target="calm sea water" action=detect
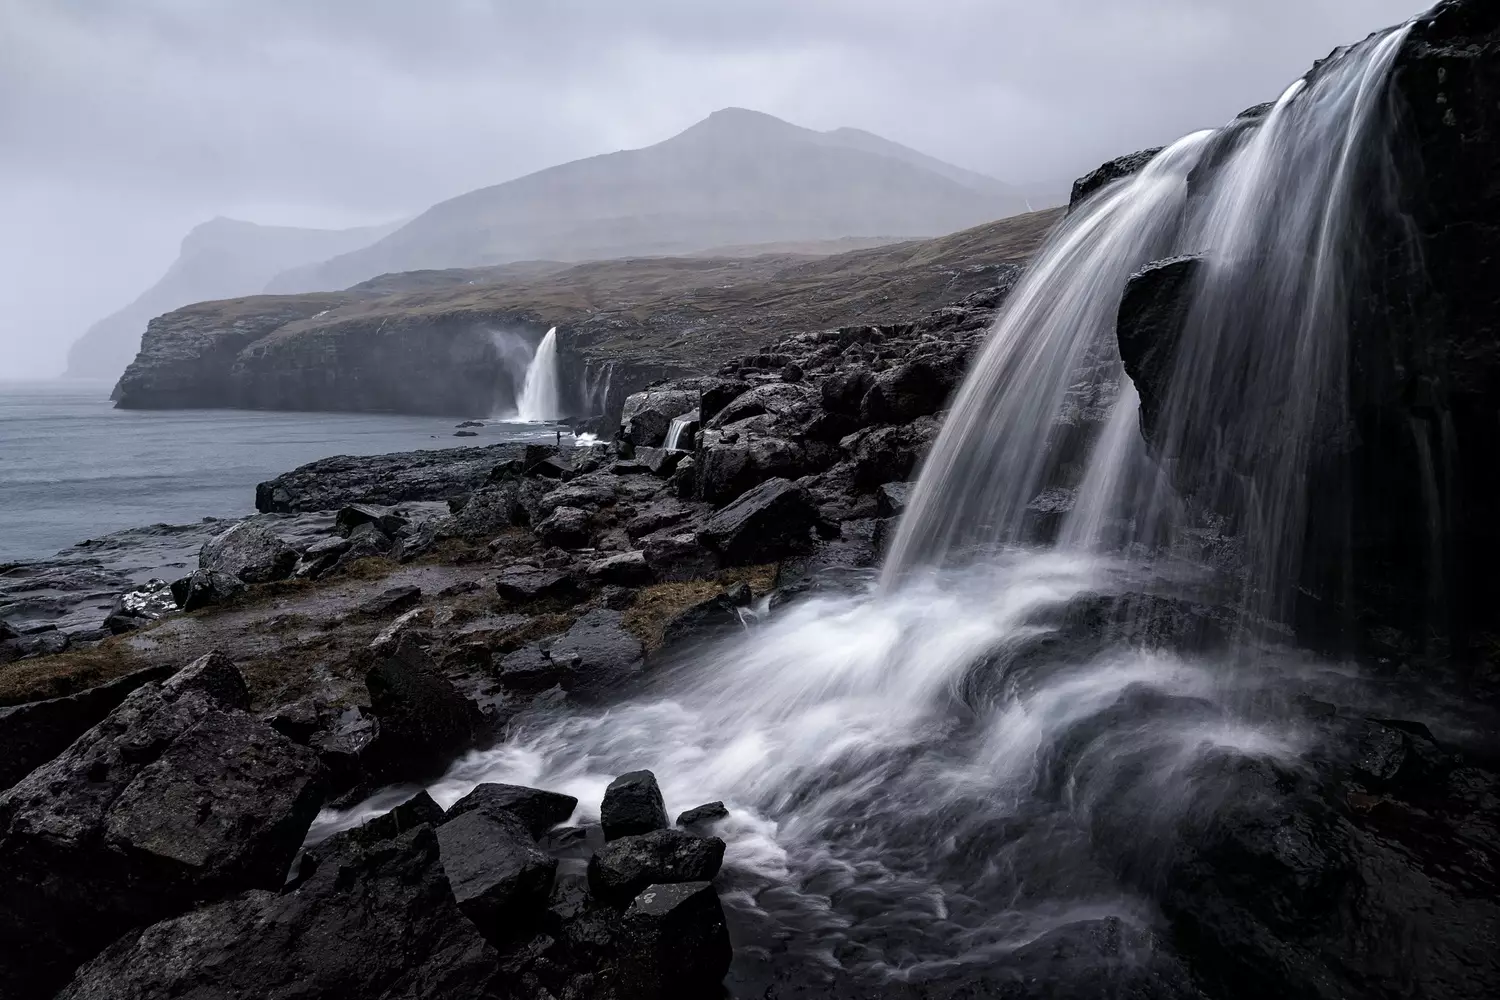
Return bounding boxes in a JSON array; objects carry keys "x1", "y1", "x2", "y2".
[{"x1": 0, "y1": 380, "x2": 560, "y2": 564}]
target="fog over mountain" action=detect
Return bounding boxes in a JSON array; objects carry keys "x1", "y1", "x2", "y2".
[
  {"x1": 64, "y1": 218, "x2": 396, "y2": 379},
  {"x1": 1, "y1": 0, "x2": 1422, "y2": 377},
  {"x1": 268, "y1": 108, "x2": 1030, "y2": 294}
]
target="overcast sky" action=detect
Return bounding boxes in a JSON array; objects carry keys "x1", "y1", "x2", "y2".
[{"x1": 1, "y1": 0, "x2": 1423, "y2": 378}]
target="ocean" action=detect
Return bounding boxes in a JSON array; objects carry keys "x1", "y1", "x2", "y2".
[{"x1": 0, "y1": 380, "x2": 561, "y2": 564}]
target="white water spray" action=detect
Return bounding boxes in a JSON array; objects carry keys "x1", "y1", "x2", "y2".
[{"x1": 516, "y1": 327, "x2": 560, "y2": 422}]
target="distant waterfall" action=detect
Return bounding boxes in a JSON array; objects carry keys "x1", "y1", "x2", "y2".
[{"x1": 516, "y1": 327, "x2": 560, "y2": 422}]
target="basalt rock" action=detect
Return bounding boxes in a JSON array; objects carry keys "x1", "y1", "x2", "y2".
[
  {"x1": 445, "y1": 782, "x2": 579, "y2": 838},
  {"x1": 0, "y1": 664, "x2": 176, "y2": 791},
  {"x1": 601, "y1": 770, "x2": 669, "y2": 842},
  {"x1": 546, "y1": 609, "x2": 646, "y2": 703},
  {"x1": 58, "y1": 825, "x2": 506, "y2": 1000},
  {"x1": 586, "y1": 828, "x2": 726, "y2": 902},
  {"x1": 360, "y1": 639, "x2": 483, "y2": 783},
  {"x1": 199, "y1": 519, "x2": 298, "y2": 584},
  {"x1": 0, "y1": 653, "x2": 327, "y2": 999},
  {"x1": 621, "y1": 390, "x2": 698, "y2": 447},
  {"x1": 435, "y1": 809, "x2": 557, "y2": 942},
  {"x1": 1070, "y1": 147, "x2": 1164, "y2": 211},
  {"x1": 700, "y1": 477, "x2": 819, "y2": 565},
  {"x1": 255, "y1": 443, "x2": 528, "y2": 514}
]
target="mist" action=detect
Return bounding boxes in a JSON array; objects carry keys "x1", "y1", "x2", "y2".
[{"x1": 1, "y1": 0, "x2": 1422, "y2": 378}]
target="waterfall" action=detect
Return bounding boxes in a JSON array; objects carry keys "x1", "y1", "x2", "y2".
[
  {"x1": 315, "y1": 25, "x2": 1419, "y2": 992},
  {"x1": 664, "y1": 412, "x2": 696, "y2": 452},
  {"x1": 883, "y1": 26, "x2": 1411, "y2": 627},
  {"x1": 515, "y1": 327, "x2": 560, "y2": 422}
]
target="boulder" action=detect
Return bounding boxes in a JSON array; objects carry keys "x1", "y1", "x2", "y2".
[
  {"x1": 444, "y1": 782, "x2": 578, "y2": 838},
  {"x1": 642, "y1": 532, "x2": 719, "y2": 583},
  {"x1": 600, "y1": 770, "x2": 669, "y2": 841},
  {"x1": 357, "y1": 585, "x2": 422, "y2": 618},
  {"x1": 586, "y1": 550, "x2": 654, "y2": 586},
  {"x1": 626, "y1": 498, "x2": 695, "y2": 540},
  {"x1": 1115, "y1": 254, "x2": 1202, "y2": 435},
  {"x1": 2, "y1": 629, "x2": 70, "y2": 660},
  {"x1": 335, "y1": 503, "x2": 408, "y2": 538},
  {"x1": 587, "y1": 829, "x2": 726, "y2": 902},
  {"x1": 698, "y1": 378, "x2": 751, "y2": 423},
  {"x1": 876, "y1": 480, "x2": 911, "y2": 519},
  {"x1": 360, "y1": 639, "x2": 482, "y2": 783},
  {"x1": 57, "y1": 826, "x2": 505, "y2": 1000},
  {"x1": 446, "y1": 483, "x2": 527, "y2": 539},
  {"x1": 667, "y1": 454, "x2": 697, "y2": 499},
  {"x1": 294, "y1": 535, "x2": 351, "y2": 578},
  {"x1": 700, "y1": 477, "x2": 819, "y2": 565},
  {"x1": 696, "y1": 434, "x2": 809, "y2": 506},
  {"x1": 0, "y1": 653, "x2": 327, "y2": 999},
  {"x1": 660, "y1": 587, "x2": 751, "y2": 649},
  {"x1": 199, "y1": 519, "x2": 298, "y2": 584},
  {"x1": 172, "y1": 568, "x2": 244, "y2": 611},
  {"x1": 0, "y1": 664, "x2": 175, "y2": 791},
  {"x1": 859, "y1": 359, "x2": 951, "y2": 424},
  {"x1": 619, "y1": 881, "x2": 733, "y2": 998},
  {"x1": 633, "y1": 446, "x2": 684, "y2": 477},
  {"x1": 844, "y1": 418, "x2": 940, "y2": 489},
  {"x1": 820, "y1": 368, "x2": 875, "y2": 415},
  {"x1": 546, "y1": 609, "x2": 645, "y2": 702},
  {"x1": 102, "y1": 579, "x2": 177, "y2": 635},
  {"x1": 621, "y1": 390, "x2": 698, "y2": 447},
  {"x1": 494, "y1": 566, "x2": 583, "y2": 603},
  {"x1": 434, "y1": 809, "x2": 557, "y2": 942},
  {"x1": 536, "y1": 505, "x2": 593, "y2": 549},
  {"x1": 496, "y1": 643, "x2": 568, "y2": 694},
  {"x1": 676, "y1": 801, "x2": 729, "y2": 827}
]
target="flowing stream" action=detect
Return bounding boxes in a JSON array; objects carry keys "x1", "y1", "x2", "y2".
[{"x1": 325, "y1": 26, "x2": 1415, "y2": 995}]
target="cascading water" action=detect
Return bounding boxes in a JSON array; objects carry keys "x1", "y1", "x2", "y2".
[
  {"x1": 515, "y1": 327, "x2": 561, "y2": 422},
  {"x1": 316, "y1": 26, "x2": 1417, "y2": 996},
  {"x1": 664, "y1": 412, "x2": 696, "y2": 452}
]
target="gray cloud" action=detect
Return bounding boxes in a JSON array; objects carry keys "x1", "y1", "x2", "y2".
[{"x1": 1, "y1": 0, "x2": 1423, "y2": 377}]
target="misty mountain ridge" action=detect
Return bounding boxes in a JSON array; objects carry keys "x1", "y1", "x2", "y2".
[
  {"x1": 266, "y1": 107, "x2": 1034, "y2": 293},
  {"x1": 64, "y1": 217, "x2": 397, "y2": 379}
]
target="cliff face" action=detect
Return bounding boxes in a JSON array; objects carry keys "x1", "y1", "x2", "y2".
[
  {"x1": 112, "y1": 295, "x2": 351, "y2": 409},
  {"x1": 109, "y1": 210, "x2": 1061, "y2": 419}
]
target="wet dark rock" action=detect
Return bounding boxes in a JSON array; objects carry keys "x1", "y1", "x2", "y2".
[
  {"x1": 676, "y1": 801, "x2": 729, "y2": 827},
  {"x1": 360, "y1": 639, "x2": 483, "y2": 783},
  {"x1": 667, "y1": 453, "x2": 697, "y2": 498},
  {"x1": 0, "y1": 619, "x2": 16, "y2": 641},
  {"x1": 497, "y1": 642, "x2": 567, "y2": 694},
  {"x1": 200, "y1": 519, "x2": 298, "y2": 584},
  {"x1": 700, "y1": 477, "x2": 819, "y2": 565},
  {"x1": 1116, "y1": 254, "x2": 1202, "y2": 435},
  {"x1": 696, "y1": 433, "x2": 810, "y2": 505},
  {"x1": 448, "y1": 482, "x2": 530, "y2": 540},
  {"x1": 102, "y1": 578, "x2": 177, "y2": 634},
  {"x1": 821, "y1": 368, "x2": 876, "y2": 415},
  {"x1": 859, "y1": 358, "x2": 951, "y2": 424},
  {"x1": 2, "y1": 628, "x2": 70, "y2": 659},
  {"x1": 495, "y1": 565, "x2": 583, "y2": 603},
  {"x1": 263, "y1": 697, "x2": 325, "y2": 744},
  {"x1": 294, "y1": 535, "x2": 351, "y2": 578},
  {"x1": 351, "y1": 790, "x2": 446, "y2": 845},
  {"x1": 537, "y1": 505, "x2": 593, "y2": 549},
  {"x1": 0, "y1": 653, "x2": 326, "y2": 999},
  {"x1": 173, "y1": 567, "x2": 244, "y2": 611},
  {"x1": 454, "y1": 429, "x2": 479, "y2": 436},
  {"x1": 876, "y1": 481, "x2": 910, "y2": 519},
  {"x1": 698, "y1": 378, "x2": 752, "y2": 423},
  {"x1": 445, "y1": 782, "x2": 579, "y2": 838},
  {"x1": 587, "y1": 549, "x2": 653, "y2": 586},
  {"x1": 618, "y1": 881, "x2": 733, "y2": 997},
  {"x1": 256, "y1": 442, "x2": 526, "y2": 513},
  {"x1": 621, "y1": 389, "x2": 698, "y2": 447},
  {"x1": 642, "y1": 531, "x2": 719, "y2": 583},
  {"x1": 0, "y1": 664, "x2": 175, "y2": 791},
  {"x1": 547, "y1": 609, "x2": 645, "y2": 702},
  {"x1": 634, "y1": 445, "x2": 684, "y2": 477},
  {"x1": 660, "y1": 588, "x2": 750, "y2": 648},
  {"x1": 457, "y1": 419, "x2": 484, "y2": 428},
  {"x1": 587, "y1": 828, "x2": 726, "y2": 902},
  {"x1": 1070, "y1": 146, "x2": 1164, "y2": 211},
  {"x1": 844, "y1": 418, "x2": 939, "y2": 489},
  {"x1": 435, "y1": 808, "x2": 557, "y2": 942},
  {"x1": 358, "y1": 584, "x2": 422, "y2": 618},
  {"x1": 601, "y1": 770, "x2": 669, "y2": 841},
  {"x1": 58, "y1": 826, "x2": 505, "y2": 1000},
  {"x1": 336, "y1": 503, "x2": 408, "y2": 538},
  {"x1": 307, "y1": 710, "x2": 376, "y2": 798}
]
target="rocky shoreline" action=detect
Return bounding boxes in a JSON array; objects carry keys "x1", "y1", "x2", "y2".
[{"x1": 6, "y1": 6, "x2": 1500, "y2": 996}]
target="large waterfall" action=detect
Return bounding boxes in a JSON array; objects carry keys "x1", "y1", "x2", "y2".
[
  {"x1": 327, "y1": 27, "x2": 1419, "y2": 995},
  {"x1": 515, "y1": 327, "x2": 561, "y2": 422}
]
